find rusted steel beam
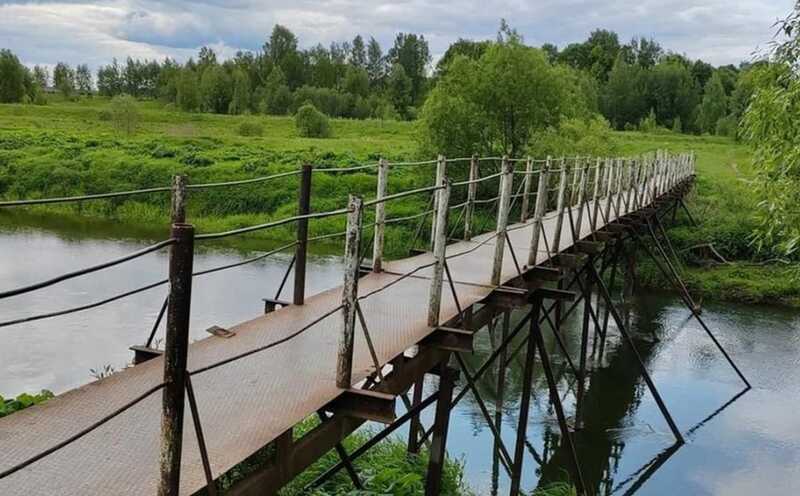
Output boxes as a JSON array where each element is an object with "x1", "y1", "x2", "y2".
[
  {"x1": 575, "y1": 240, "x2": 604, "y2": 255},
  {"x1": 523, "y1": 266, "x2": 563, "y2": 282},
  {"x1": 534, "y1": 287, "x2": 576, "y2": 302},
  {"x1": 421, "y1": 327, "x2": 474, "y2": 353},
  {"x1": 326, "y1": 388, "x2": 397, "y2": 424},
  {"x1": 425, "y1": 364, "x2": 458, "y2": 496}
]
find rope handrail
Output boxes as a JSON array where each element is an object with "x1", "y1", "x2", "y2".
[
  {"x1": 362, "y1": 184, "x2": 444, "y2": 208},
  {"x1": 0, "y1": 278, "x2": 169, "y2": 329},
  {"x1": 0, "y1": 238, "x2": 175, "y2": 300},
  {"x1": 185, "y1": 169, "x2": 303, "y2": 190},
  {"x1": 196, "y1": 207, "x2": 350, "y2": 241},
  {"x1": 451, "y1": 171, "x2": 504, "y2": 187},
  {"x1": 192, "y1": 241, "x2": 298, "y2": 277},
  {"x1": 312, "y1": 163, "x2": 379, "y2": 173}
]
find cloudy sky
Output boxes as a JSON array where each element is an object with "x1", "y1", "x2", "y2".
[{"x1": 0, "y1": 0, "x2": 793, "y2": 70}]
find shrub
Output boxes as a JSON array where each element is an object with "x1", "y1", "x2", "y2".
[
  {"x1": 715, "y1": 115, "x2": 738, "y2": 138},
  {"x1": 0, "y1": 390, "x2": 54, "y2": 417},
  {"x1": 237, "y1": 121, "x2": 264, "y2": 137},
  {"x1": 295, "y1": 102, "x2": 331, "y2": 138},
  {"x1": 109, "y1": 94, "x2": 140, "y2": 136}
]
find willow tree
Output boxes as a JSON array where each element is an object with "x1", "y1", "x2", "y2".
[
  {"x1": 418, "y1": 38, "x2": 566, "y2": 158},
  {"x1": 741, "y1": 4, "x2": 800, "y2": 255}
]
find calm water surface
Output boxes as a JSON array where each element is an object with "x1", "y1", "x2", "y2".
[{"x1": 1, "y1": 219, "x2": 798, "y2": 495}]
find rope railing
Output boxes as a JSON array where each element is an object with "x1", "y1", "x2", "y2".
[{"x1": 0, "y1": 149, "x2": 696, "y2": 493}]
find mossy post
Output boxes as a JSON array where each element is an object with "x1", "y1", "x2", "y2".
[{"x1": 337, "y1": 195, "x2": 362, "y2": 388}]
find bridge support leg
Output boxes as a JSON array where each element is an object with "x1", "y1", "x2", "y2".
[
  {"x1": 407, "y1": 376, "x2": 424, "y2": 454},
  {"x1": 509, "y1": 305, "x2": 539, "y2": 496},
  {"x1": 531, "y1": 295, "x2": 586, "y2": 495},
  {"x1": 425, "y1": 360, "x2": 456, "y2": 496}
]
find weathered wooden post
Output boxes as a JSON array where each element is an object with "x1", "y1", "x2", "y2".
[
  {"x1": 614, "y1": 158, "x2": 625, "y2": 218},
  {"x1": 428, "y1": 181, "x2": 451, "y2": 327},
  {"x1": 574, "y1": 159, "x2": 589, "y2": 238},
  {"x1": 337, "y1": 195, "x2": 363, "y2": 389},
  {"x1": 372, "y1": 158, "x2": 389, "y2": 272},
  {"x1": 551, "y1": 158, "x2": 569, "y2": 255},
  {"x1": 430, "y1": 154, "x2": 446, "y2": 250},
  {"x1": 591, "y1": 158, "x2": 603, "y2": 232},
  {"x1": 527, "y1": 157, "x2": 549, "y2": 266},
  {"x1": 520, "y1": 156, "x2": 534, "y2": 222},
  {"x1": 603, "y1": 158, "x2": 615, "y2": 223},
  {"x1": 158, "y1": 220, "x2": 195, "y2": 496},
  {"x1": 294, "y1": 164, "x2": 313, "y2": 305},
  {"x1": 171, "y1": 175, "x2": 187, "y2": 224},
  {"x1": 491, "y1": 156, "x2": 514, "y2": 286},
  {"x1": 463, "y1": 154, "x2": 478, "y2": 241}
]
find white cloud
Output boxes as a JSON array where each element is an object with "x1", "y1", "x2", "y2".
[{"x1": 0, "y1": 0, "x2": 792, "y2": 70}]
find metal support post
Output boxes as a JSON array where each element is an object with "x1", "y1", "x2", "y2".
[
  {"x1": 425, "y1": 361, "x2": 457, "y2": 496},
  {"x1": 294, "y1": 164, "x2": 312, "y2": 305}
]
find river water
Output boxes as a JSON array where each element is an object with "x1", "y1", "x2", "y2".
[{"x1": 1, "y1": 219, "x2": 798, "y2": 495}]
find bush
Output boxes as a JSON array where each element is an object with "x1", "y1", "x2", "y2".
[
  {"x1": 529, "y1": 116, "x2": 617, "y2": 157},
  {"x1": 295, "y1": 102, "x2": 331, "y2": 138},
  {"x1": 109, "y1": 94, "x2": 140, "y2": 136},
  {"x1": 237, "y1": 121, "x2": 264, "y2": 137},
  {"x1": 0, "y1": 390, "x2": 54, "y2": 417},
  {"x1": 715, "y1": 115, "x2": 738, "y2": 138}
]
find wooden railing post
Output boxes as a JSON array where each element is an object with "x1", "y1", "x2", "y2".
[
  {"x1": 551, "y1": 158, "x2": 569, "y2": 255},
  {"x1": 372, "y1": 158, "x2": 389, "y2": 272},
  {"x1": 590, "y1": 158, "x2": 603, "y2": 232},
  {"x1": 171, "y1": 175, "x2": 187, "y2": 224},
  {"x1": 574, "y1": 159, "x2": 588, "y2": 238},
  {"x1": 430, "y1": 155, "x2": 446, "y2": 250},
  {"x1": 463, "y1": 154, "x2": 478, "y2": 241},
  {"x1": 428, "y1": 181, "x2": 451, "y2": 327},
  {"x1": 293, "y1": 164, "x2": 313, "y2": 305},
  {"x1": 527, "y1": 157, "x2": 549, "y2": 266},
  {"x1": 604, "y1": 158, "x2": 615, "y2": 223},
  {"x1": 158, "y1": 221, "x2": 195, "y2": 496},
  {"x1": 337, "y1": 195, "x2": 363, "y2": 389},
  {"x1": 520, "y1": 156, "x2": 534, "y2": 222},
  {"x1": 491, "y1": 156, "x2": 513, "y2": 286}
]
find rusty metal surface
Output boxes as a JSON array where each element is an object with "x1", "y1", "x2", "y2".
[{"x1": 0, "y1": 185, "x2": 645, "y2": 495}]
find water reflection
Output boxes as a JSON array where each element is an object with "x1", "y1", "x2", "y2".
[{"x1": 449, "y1": 292, "x2": 799, "y2": 495}]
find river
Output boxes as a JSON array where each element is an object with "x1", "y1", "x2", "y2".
[{"x1": 1, "y1": 218, "x2": 798, "y2": 495}]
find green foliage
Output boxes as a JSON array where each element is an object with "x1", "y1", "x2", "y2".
[
  {"x1": 715, "y1": 115, "x2": 737, "y2": 138},
  {"x1": 530, "y1": 116, "x2": 618, "y2": 157},
  {"x1": 228, "y1": 69, "x2": 251, "y2": 115},
  {"x1": 237, "y1": 121, "x2": 264, "y2": 137},
  {"x1": 0, "y1": 49, "x2": 28, "y2": 103},
  {"x1": 602, "y1": 54, "x2": 648, "y2": 129},
  {"x1": 200, "y1": 65, "x2": 233, "y2": 114},
  {"x1": 295, "y1": 102, "x2": 331, "y2": 138},
  {"x1": 418, "y1": 38, "x2": 567, "y2": 158},
  {"x1": 638, "y1": 108, "x2": 659, "y2": 132},
  {"x1": 646, "y1": 60, "x2": 700, "y2": 131},
  {"x1": 696, "y1": 72, "x2": 728, "y2": 133},
  {"x1": 109, "y1": 94, "x2": 140, "y2": 136},
  {"x1": 53, "y1": 62, "x2": 76, "y2": 99},
  {"x1": 176, "y1": 69, "x2": 200, "y2": 112},
  {"x1": 0, "y1": 390, "x2": 54, "y2": 418}
]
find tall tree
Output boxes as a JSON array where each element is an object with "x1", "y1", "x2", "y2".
[
  {"x1": 601, "y1": 54, "x2": 648, "y2": 128},
  {"x1": 387, "y1": 33, "x2": 431, "y2": 104},
  {"x1": 228, "y1": 68, "x2": 251, "y2": 114},
  {"x1": 32, "y1": 65, "x2": 49, "y2": 89},
  {"x1": 350, "y1": 35, "x2": 367, "y2": 68},
  {"x1": 75, "y1": 64, "x2": 93, "y2": 95},
  {"x1": 387, "y1": 63, "x2": 412, "y2": 118},
  {"x1": 696, "y1": 71, "x2": 728, "y2": 133},
  {"x1": 0, "y1": 49, "x2": 27, "y2": 103},
  {"x1": 97, "y1": 59, "x2": 123, "y2": 97},
  {"x1": 366, "y1": 37, "x2": 385, "y2": 87},
  {"x1": 646, "y1": 60, "x2": 699, "y2": 130},
  {"x1": 53, "y1": 62, "x2": 75, "y2": 98}
]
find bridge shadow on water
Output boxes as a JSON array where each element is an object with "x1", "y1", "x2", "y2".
[{"x1": 446, "y1": 291, "x2": 754, "y2": 496}]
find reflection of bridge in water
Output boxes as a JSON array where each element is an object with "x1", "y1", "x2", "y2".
[{"x1": 0, "y1": 151, "x2": 749, "y2": 495}]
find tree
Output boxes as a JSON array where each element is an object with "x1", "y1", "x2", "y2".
[
  {"x1": 0, "y1": 49, "x2": 27, "y2": 103},
  {"x1": 585, "y1": 29, "x2": 620, "y2": 81},
  {"x1": 176, "y1": 69, "x2": 200, "y2": 111},
  {"x1": 541, "y1": 43, "x2": 559, "y2": 63},
  {"x1": 53, "y1": 62, "x2": 75, "y2": 98},
  {"x1": 75, "y1": 64, "x2": 93, "y2": 95},
  {"x1": 601, "y1": 54, "x2": 648, "y2": 129},
  {"x1": 199, "y1": 65, "x2": 232, "y2": 113},
  {"x1": 387, "y1": 64, "x2": 412, "y2": 118},
  {"x1": 387, "y1": 33, "x2": 431, "y2": 104},
  {"x1": 342, "y1": 66, "x2": 369, "y2": 97},
  {"x1": 197, "y1": 46, "x2": 217, "y2": 73},
  {"x1": 625, "y1": 37, "x2": 662, "y2": 68},
  {"x1": 109, "y1": 94, "x2": 140, "y2": 135},
  {"x1": 264, "y1": 25, "x2": 306, "y2": 89},
  {"x1": 228, "y1": 68, "x2": 251, "y2": 114},
  {"x1": 261, "y1": 67, "x2": 292, "y2": 114},
  {"x1": 295, "y1": 102, "x2": 331, "y2": 138},
  {"x1": 419, "y1": 38, "x2": 563, "y2": 158},
  {"x1": 32, "y1": 65, "x2": 49, "y2": 89},
  {"x1": 646, "y1": 61, "x2": 699, "y2": 131},
  {"x1": 350, "y1": 35, "x2": 367, "y2": 68},
  {"x1": 97, "y1": 59, "x2": 123, "y2": 97},
  {"x1": 435, "y1": 39, "x2": 491, "y2": 77},
  {"x1": 366, "y1": 37, "x2": 385, "y2": 87},
  {"x1": 696, "y1": 71, "x2": 728, "y2": 133}
]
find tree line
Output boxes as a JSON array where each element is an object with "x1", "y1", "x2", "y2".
[{"x1": 0, "y1": 23, "x2": 762, "y2": 137}]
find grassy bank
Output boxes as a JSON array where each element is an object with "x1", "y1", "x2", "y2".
[{"x1": 1, "y1": 100, "x2": 796, "y2": 304}]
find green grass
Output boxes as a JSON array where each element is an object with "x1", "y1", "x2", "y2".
[{"x1": 0, "y1": 99, "x2": 796, "y2": 304}]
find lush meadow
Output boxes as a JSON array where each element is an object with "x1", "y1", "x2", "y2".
[{"x1": 0, "y1": 98, "x2": 795, "y2": 304}]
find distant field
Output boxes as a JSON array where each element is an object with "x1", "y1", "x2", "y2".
[{"x1": 0, "y1": 99, "x2": 795, "y2": 303}]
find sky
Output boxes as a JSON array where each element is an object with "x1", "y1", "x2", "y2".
[{"x1": 0, "y1": 0, "x2": 793, "y2": 71}]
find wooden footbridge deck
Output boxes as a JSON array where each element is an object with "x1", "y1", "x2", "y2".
[{"x1": 0, "y1": 152, "x2": 746, "y2": 495}]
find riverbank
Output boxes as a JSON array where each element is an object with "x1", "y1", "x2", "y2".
[{"x1": 1, "y1": 101, "x2": 796, "y2": 305}]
